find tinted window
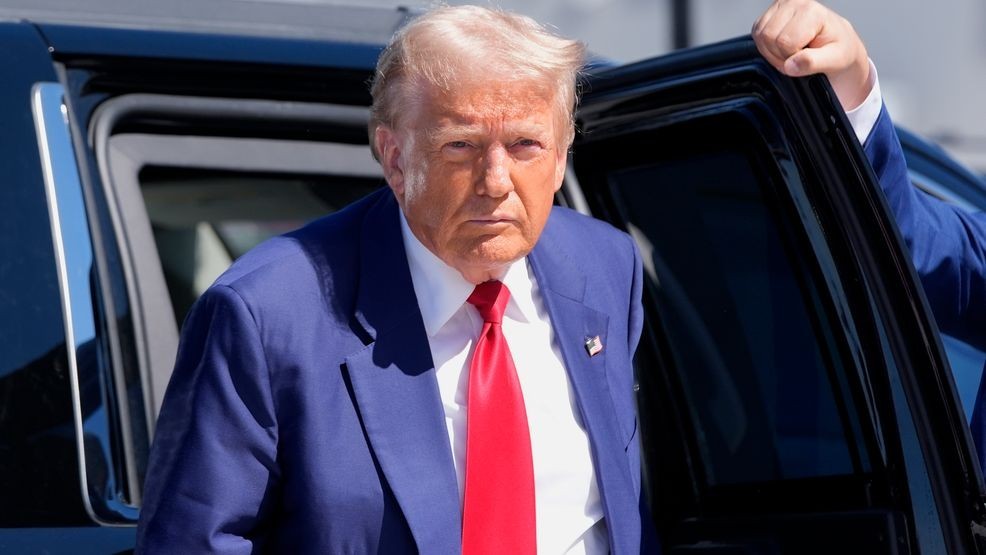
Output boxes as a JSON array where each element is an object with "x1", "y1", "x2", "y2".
[{"x1": 579, "y1": 109, "x2": 872, "y2": 490}]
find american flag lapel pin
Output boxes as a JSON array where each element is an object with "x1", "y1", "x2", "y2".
[{"x1": 585, "y1": 335, "x2": 603, "y2": 357}]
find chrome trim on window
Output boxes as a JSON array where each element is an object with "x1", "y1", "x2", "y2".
[{"x1": 33, "y1": 82, "x2": 139, "y2": 525}]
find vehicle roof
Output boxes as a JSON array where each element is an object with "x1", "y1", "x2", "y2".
[
  {"x1": 0, "y1": 0, "x2": 414, "y2": 69},
  {"x1": 0, "y1": 0, "x2": 411, "y2": 45}
]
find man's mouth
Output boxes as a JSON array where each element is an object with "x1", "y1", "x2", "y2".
[{"x1": 467, "y1": 218, "x2": 514, "y2": 226}]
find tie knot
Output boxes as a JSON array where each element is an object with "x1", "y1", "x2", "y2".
[{"x1": 467, "y1": 280, "x2": 510, "y2": 324}]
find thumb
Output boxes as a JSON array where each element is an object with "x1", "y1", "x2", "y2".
[{"x1": 783, "y1": 43, "x2": 843, "y2": 77}]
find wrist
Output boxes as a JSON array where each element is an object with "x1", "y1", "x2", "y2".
[{"x1": 830, "y1": 48, "x2": 872, "y2": 111}]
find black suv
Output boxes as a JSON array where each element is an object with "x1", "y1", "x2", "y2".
[{"x1": 2, "y1": 5, "x2": 986, "y2": 554}]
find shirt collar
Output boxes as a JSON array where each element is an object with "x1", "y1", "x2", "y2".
[{"x1": 399, "y1": 210, "x2": 538, "y2": 337}]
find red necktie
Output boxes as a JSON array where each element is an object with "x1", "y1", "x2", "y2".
[{"x1": 461, "y1": 280, "x2": 536, "y2": 555}]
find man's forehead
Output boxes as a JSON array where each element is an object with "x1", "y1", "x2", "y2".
[
  {"x1": 429, "y1": 109, "x2": 553, "y2": 130},
  {"x1": 417, "y1": 80, "x2": 558, "y2": 124}
]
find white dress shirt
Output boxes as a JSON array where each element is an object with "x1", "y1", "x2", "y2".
[
  {"x1": 399, "y1": 214, "x2": 608, "y2": 554},
  {"x1": 845, "y1": 61, "x2": 883, "y2": 144}
]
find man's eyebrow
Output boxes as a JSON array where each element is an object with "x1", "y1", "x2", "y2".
[{"x1": 422, "y1": 126, "x2": 477, "y2": 149}]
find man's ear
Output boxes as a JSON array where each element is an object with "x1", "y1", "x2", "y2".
[
  {"x1": 552, "y1": 142, "x2": 569, "y2": 193},
  {"x1": 375, "y1": 125, "x2": 405, "y2": 198}
]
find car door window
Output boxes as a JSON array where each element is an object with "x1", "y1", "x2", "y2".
[{"x1": 599, "y1": 111, "x2": 870, "y2": 486}]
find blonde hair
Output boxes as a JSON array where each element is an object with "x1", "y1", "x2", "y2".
[{"x1": 368, "y1": 5, "x2": 586, "y2": 159}]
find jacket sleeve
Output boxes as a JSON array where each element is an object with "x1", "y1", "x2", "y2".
[
  {"x1": 865, "y1": 104, "x2": 986, "y2": 351},
  {"x1": 136, "y1": 284, "x2": 279, "y2": 554}
]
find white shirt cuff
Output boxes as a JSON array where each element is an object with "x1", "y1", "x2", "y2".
[{"x1": 844, "y1": 59, "x2": 882, "y2": 145}]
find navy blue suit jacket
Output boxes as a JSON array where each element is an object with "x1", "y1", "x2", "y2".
[
  {"x1": 866, "y1": 105, "x2": 986, "y2": 349},
  {"x1": 865, "y1": 104, "x2": 986, "y2": 469},
  {"x1": 866, "y1": 104, "x2": 986, "y2": 470},
  {"x1": 136, "y1": 189, "x2": 646, "y2": 553}
]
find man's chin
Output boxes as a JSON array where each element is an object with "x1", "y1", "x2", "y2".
[
  {"x1": 449, "y1": 244, "x2": 532, "y2": 283},
  {"x1": 472, "y1": 238, "x2": 531, "y2": 264}
]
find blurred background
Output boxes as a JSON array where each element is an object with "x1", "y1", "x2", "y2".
[{"x1": 3, "y1": 0, "x2": 983, "y2": 172}]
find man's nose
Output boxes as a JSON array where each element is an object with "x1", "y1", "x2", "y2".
[{"x1": 476, "y1": 145, "x2": 514, "y2": 198}]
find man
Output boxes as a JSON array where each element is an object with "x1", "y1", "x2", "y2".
[{"x1": 136, "y1": 1, "x2": 895, "y2": 552}]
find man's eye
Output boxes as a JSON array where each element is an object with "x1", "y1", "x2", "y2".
[
  {"x1": 514, "y1": 138, "x2": 540, "y2": 148},
  {"x1": 446, "y1": 141, "x2": 471, "y2": 149}
]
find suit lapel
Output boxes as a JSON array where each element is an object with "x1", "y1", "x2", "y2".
[
  {"x1": 528, "y1": 215, "x2": 637, "y2": 553},
  {"x1": 345, "y1": 192, "x2": 461, "y2": 553}
]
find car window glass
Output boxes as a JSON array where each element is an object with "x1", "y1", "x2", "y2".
[
  {"x1": 138, "y1": 166, "x2": 382, "y2": 325},
  {"x1": 590, "y1": 111, "x2": 871, "y2": 487},
  {"x1": 615, "y1": 159, "x2": 854, "y2": 483}
]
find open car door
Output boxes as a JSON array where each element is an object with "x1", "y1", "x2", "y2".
[{"x1": 570, "y1": 37, "x2": 986, "y2": 554}]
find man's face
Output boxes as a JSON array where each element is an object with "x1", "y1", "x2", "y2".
[{"x1": 376, "y1": 79, "x2": 568, "y2": 284}]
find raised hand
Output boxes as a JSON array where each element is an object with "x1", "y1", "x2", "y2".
[{"x1": 753, "y1": 0, "x2": 872, "y2": 110}]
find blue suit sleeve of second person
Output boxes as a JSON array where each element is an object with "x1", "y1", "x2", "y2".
[{"x1": 864, "y1": 104, "x2": 986, "y2": 351}]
